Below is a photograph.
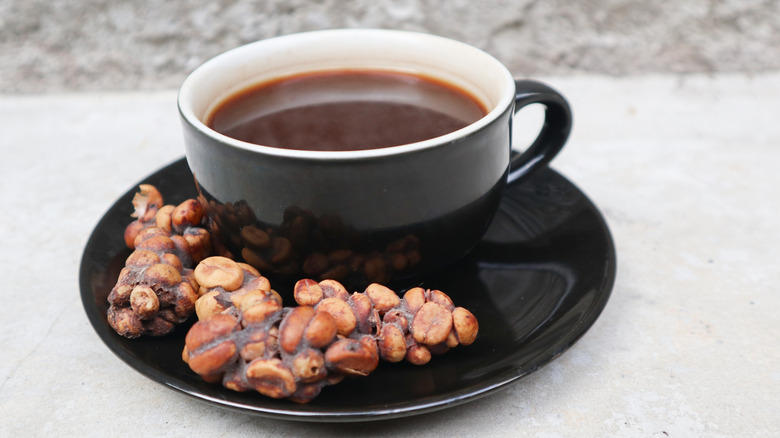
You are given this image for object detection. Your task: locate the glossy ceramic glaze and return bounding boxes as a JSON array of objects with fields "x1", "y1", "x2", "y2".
[
  {"x1": 80, "y1": 158, "x2": 615, "y2": 422},
  {"x1": 178, "y1": 30, "x2": 572, "y2": 286}
]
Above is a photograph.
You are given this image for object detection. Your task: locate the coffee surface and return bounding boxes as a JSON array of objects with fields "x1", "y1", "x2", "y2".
[{"x1": 206, "y1": 70, "x2": 487, "y2": 151}]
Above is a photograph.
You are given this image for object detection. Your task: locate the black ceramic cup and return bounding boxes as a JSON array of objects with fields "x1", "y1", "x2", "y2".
[{"x1": 178, "y1": 29, "x2": 571, "y2": 289}]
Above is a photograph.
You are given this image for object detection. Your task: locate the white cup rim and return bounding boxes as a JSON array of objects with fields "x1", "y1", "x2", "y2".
[{"x1": 178, "y1": 29, "x2": 515, "y2": 160}]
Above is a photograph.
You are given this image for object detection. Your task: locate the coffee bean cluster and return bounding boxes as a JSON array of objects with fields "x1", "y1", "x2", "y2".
[
  {"x1": 182, "y1": 256, "x2": 478, "y2": 403},
  {"x1": 106, "y1": 185, "x2": 479, "y2": 404},
  {"x1": 107, "y1": 185, "x2": 211, "y2": 338}
]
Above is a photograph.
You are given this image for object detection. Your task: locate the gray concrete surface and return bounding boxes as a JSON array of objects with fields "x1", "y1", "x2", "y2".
[
  {"x1": 3, "y1": 0, "x2": 780, "y2": 93},
  {"x1": 2, "y1": 73, "x2": 779, "y2": 436}
]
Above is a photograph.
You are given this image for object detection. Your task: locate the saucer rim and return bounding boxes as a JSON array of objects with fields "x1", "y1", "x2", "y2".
[{"x1": 79, "y1": 157, "x2": 616, "y2": 422}]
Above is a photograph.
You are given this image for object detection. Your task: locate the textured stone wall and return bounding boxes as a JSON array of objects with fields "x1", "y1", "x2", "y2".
[{"x1": 3, "y1": 0, "x2": 780, "y2": 93}]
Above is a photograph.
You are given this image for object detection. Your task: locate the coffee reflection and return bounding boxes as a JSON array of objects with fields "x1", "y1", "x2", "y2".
[{"x1": 203, "y1": 195, "x2": 424, "y2": 288}]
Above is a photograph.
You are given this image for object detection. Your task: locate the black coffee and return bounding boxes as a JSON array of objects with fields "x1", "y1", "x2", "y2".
[{"x1": 206, "y1": 70, "x2": 487, "y2": 151}]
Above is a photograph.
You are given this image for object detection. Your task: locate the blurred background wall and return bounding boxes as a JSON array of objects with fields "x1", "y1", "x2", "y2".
[{"x1": 3, "y1": 0, "x2": 779, "y2": 93}]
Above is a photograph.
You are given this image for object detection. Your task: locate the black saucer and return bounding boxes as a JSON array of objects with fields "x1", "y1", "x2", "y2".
[{"x1": 79, "y1": 157, "x2": 616, "y2": 422}]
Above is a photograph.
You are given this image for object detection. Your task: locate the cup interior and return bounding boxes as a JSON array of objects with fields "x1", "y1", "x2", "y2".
[{"x1": 178, "y1": 29, "x2": 515, "y2": 158}]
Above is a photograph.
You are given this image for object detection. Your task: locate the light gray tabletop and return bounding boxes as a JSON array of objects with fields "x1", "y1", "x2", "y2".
[{"x1": 1, "y1": 73, "x2": 778, "y2": 437}]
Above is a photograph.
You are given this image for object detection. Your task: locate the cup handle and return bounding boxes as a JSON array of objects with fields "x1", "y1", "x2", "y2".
[{"x1": 507, "y1": 80, "x2": 573, "y2": 184}]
